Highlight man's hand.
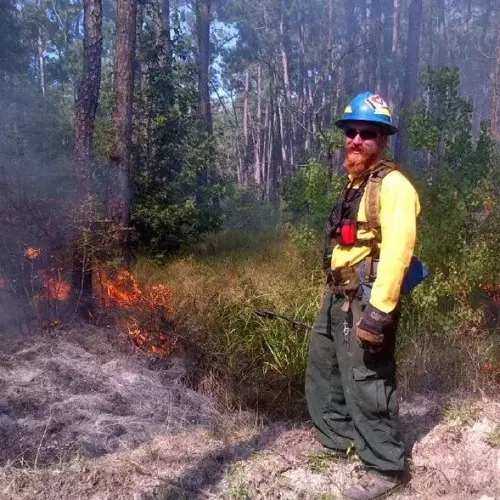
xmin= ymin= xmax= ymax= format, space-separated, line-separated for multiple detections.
xmin=357 ymin=304 xmax=392 ymax=353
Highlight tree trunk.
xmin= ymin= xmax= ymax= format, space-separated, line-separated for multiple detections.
xmin=37 ymin=0 xmax=45 ymax=97
xmin=436 ymin=0 xmax=447 ymax=67
xmin=380 ymin=0 xmax=392 ymax=97
xmin=491 ymin=20 xmax=500 ymax=139
xmin=343 ymin=0 xmax=357 ymax=97
xmin=359 ymin=0 xmax=368 ymax=88
xmin=395 ymin=0 xmax=422 ymax=165
xmin=480 ymin=0 xmax=492 ymax=50
xmin=279 ymin=0 xmax=291 ymax=173
xmin=389 ymin=0 xmax=400 ymax=107
xmin=254 ymin=64 xmax=262 ymax=185
xmin=370 ymin=0 xmax=382 ymax=92
xmin=242 ymin=67 xmax=250 ymax=185
xmin=74 ymin=0 xmax=102 ymax=202
xmin=37 ymin=31 xmax=45 ymax=97
xmin=109 ymin=0 xmax=137 ymax=245
xmin=73 ymin=0 xmax=102 ymax=314
xmin=196 ymin=0 xmax=212 ymax=134
xmin=161 ymin=0 xmax=172 ymax=67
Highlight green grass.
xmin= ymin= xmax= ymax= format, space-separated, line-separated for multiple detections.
xmin=136 ymin=230 xmax=322 ymax=416
xmin=484 ymin=425 xmax=500 ymax=447
xmin=443 ymin=400 xmax=480 ymax=426
xmin=134 ymin=229 xmax=500 ymax=416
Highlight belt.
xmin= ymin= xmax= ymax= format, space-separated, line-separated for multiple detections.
xmin=328 ymin=266 xmax=361 ymax=312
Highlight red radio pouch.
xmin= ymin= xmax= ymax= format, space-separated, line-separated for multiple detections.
xmin=340 ymin=220 xmax=357 ymax=246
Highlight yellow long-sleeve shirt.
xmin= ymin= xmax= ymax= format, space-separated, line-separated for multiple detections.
xmin=331 ymin=169 xmax=421 ymax=313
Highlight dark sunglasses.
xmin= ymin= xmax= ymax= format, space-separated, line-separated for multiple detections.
xmin=345 ymin=128 xmax=379 ymax=140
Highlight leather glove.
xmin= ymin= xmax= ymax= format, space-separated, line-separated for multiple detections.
xmin=357 ymin=304 xmax=393 ymax=353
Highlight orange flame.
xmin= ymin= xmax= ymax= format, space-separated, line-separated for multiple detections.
xmin=96 ymin=264 xmax=175 ymax=356
xmin=24 ymin=247 xmax=41 ymax=260
xmin=45 ymin=277 xmax=71 ymax=301
xmin=97 ymin=268 xmax=142 ymax=307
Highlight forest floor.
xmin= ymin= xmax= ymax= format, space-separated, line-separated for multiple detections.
xmin=0 ymin=325 xmax=499 ymax=500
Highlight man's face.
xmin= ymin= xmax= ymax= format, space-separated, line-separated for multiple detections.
xmin=344 ymin=121 xmax=388 ymax=177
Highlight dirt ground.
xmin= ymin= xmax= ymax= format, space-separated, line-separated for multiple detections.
xmin=0 ymin=326 xmax=499 ymax=500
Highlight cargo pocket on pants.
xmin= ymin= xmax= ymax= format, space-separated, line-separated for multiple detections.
xmin=352 ymin=366 xmax=389 ymax=416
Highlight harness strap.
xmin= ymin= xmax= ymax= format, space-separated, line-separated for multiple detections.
xmin=364 ymin=160 xmax=397 ymax=242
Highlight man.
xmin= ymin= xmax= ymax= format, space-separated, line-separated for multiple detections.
xmin=305 ymin=92 xmax=421 ymax=500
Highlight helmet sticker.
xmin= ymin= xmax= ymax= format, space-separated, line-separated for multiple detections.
xmin=344 ymin=105 xmax=353 ymax=113
xmin=366 ymin=94 xmax=391 ymax=116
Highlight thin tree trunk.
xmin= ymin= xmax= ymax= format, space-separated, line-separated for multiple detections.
xmin=37 ymin=0 xmax=45 ymax=97
xmin=428 ymin=0 xmax=434 ymax=69
xmin=343 ymin=0 xmax=357 ymax=97
xmin=359 ymin=0 xmax=369 ymax=88
xmin=480 ymin=0 xmax=492 ymax=50
xmin=38 ymin=31 xmax=45 ymax=97
xmin=278 ymin=99 xmax=286 ymax=176
xmin=389 ymin=0 xmax=400 ymax=107
xmin=279 ymin=0 xmax=290 ymax=173
xmin=161 ymin=0 xmax=172 ymax=67
xmin=261 ymin=100 xmax=270 ymax=190
xmin=196 ymin=0 xmax=212 ymax=134
xmin=254 ymin=64 xmax=262 ymax=185
xmin=325 ymin=0 xmax=334 ymax=126
xmin=436 ymin=0 xmax=447 ymax=67
xmin=380 ymin=0 xmax=392 ymax=97
xmin=370 ymin=0 xmax=382 ymax=91
xmin=491 ymin=21 xmax=500 ymax=139
xmin=242 ymin=67 xmax=250 ymax=185
xmin=395 ymin=0 xmax=422 ymax=165
xmin=297 ymin=14 xmax=306 ymax=161
xmin=109 ymin=0 xmax=137 ymax=244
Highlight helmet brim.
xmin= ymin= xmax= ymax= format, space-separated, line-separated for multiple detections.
xmin=335 ymin=118 xmax=399 ymax=135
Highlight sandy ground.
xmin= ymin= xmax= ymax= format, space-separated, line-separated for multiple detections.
xmin=0 ymin=326 xmax=499 ymax=500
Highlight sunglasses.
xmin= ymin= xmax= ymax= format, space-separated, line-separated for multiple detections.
xmin=345 ymin=128 xmax=379 ymax=140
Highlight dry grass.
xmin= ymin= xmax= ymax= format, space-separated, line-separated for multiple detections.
xmin=135 ymin=231 xmax=323 ymax=417
xmin=0 ymin=286 xmax=499 ymax=499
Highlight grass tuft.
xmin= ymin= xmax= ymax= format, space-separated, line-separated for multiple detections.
xmin=443 ymin=400 xmax=480 ymax=426
xmin=484 ymin=425 xmax=500 ymax=447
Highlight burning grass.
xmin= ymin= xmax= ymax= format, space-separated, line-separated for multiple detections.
xmin=95 ymin=264 xmax=176 ymax=357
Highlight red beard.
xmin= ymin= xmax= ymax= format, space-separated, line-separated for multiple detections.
xmin=344 ymin=148 xmax=379 ymax=177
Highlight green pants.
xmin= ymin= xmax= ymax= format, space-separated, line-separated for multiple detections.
xmin=305 ymin=289 xmax=405 ymax=474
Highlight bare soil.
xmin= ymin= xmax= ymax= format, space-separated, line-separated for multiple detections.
xmin=0 ymin=326 xmax=499 ymax=500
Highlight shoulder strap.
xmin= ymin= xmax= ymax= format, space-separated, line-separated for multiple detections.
xmin=364 ymin=160 xmax=398 ymax=242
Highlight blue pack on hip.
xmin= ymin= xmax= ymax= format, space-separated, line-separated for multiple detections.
xmin=401 ymin=256 xmax=429 ymax=295
xmin=359 ymin=255 xmax=428 ymax=302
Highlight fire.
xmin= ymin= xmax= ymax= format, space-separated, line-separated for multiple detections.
xmin=96 ymin=264 xmax=175 ymax=356
xmin=36 ymin=270 xmax=71 ymax=301
xmin=97 ymin=268 xmax=142 ymax=307
xmin=45 ymin=276 xmax=71 ymax=301
xmin=24 ymin=247 xmax=41 ymax=260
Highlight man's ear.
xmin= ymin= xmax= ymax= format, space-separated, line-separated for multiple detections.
xmin=379 ymin=134 xmax=389 ymax=149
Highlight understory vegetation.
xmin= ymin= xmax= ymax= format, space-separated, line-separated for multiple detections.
xmin=130 ymin=70 xmax=500 ymax=417
xmin=136 ymin=161 xmax=500 ymax=417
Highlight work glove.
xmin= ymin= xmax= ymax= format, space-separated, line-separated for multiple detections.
xmin=356 ymin=304 xmax=392 ymax=354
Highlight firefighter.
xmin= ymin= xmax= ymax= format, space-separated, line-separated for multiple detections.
xmin=305 ymin=92 xmax=421 ymax=500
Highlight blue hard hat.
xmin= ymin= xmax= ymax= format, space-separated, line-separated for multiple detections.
xmin=335 ymin=92 xmax=398 ymax=134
